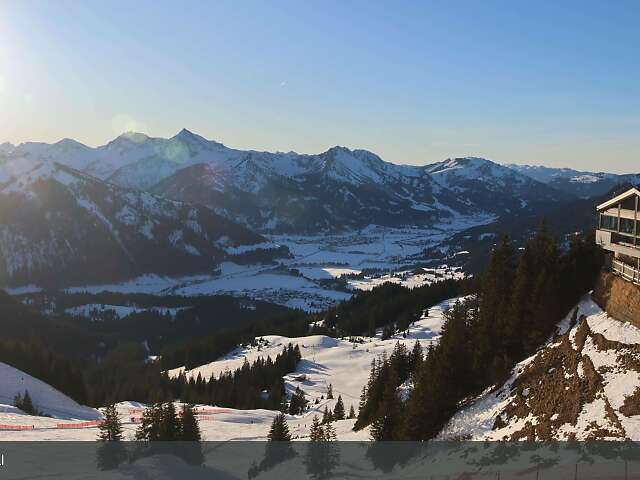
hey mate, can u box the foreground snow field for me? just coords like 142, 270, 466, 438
0, 298, 459, 441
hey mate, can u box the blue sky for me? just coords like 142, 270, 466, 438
0, 0, 638, 171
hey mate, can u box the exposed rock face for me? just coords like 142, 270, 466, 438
593, 271, 640, 327
440, 297, 640, 441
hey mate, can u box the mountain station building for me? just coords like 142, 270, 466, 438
596, 187, 640, 284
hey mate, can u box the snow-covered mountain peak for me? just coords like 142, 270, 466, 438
0, 162, 83, 195
171, 128, 218, 147
111, 131, 150, 145
0, 142, 15, 154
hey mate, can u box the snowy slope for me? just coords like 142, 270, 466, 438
0, 160, 284, 287
0, 362, 100, 421
0, 297, 461, 441
169, 298, 457, 424
440, 295, 640, 441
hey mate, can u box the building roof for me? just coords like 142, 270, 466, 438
597, 187, 640, 211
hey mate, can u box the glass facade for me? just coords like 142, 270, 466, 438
621, 217, 636, 235
600, 214, 618, 231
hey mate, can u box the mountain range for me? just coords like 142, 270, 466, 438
0, 159, 285, 287
4, 129, 626, 234
1, 130, 638, 286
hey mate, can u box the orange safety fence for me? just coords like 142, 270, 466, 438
0, 424, 35, 431
194, 407, 232, 414
56, 420, 103, 429
129, 406, 232, 415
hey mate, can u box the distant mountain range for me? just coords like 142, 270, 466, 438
507, 164, 640, 198
2, 130, 609, 234
1, 130, 637, 285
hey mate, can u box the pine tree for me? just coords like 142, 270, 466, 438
348, 405, 356, 419
179, 404, 201, 441
409, 341, 423, 372
333, 395, 345, 420
267, 413, 292, 441
14, 390, 38, 415
321, 406, 333, 424
178, 404, 204, 466
309, 415, 325, 442
289, 387, 307, 415
135, 403, 163, 441
98, 404, 123, 441
159, 402, 180, 441
326, 384, 334, 399
323, 421, 337, 441
96, 404, 127, 470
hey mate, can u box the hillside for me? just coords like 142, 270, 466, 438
441, 295, 640, 441
0, 362, 100, 421
0, 160, 286, 287
0, 297, 457, 440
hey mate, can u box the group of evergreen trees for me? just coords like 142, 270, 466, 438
13, 390, 40, 416
96, 402, 203, 469
356, 228, 603, 440
167, 344, 302, 411
321, 279, 465, 337
134, 402, 201, 442
355, 341, 423, 439
320, 394, 355, 424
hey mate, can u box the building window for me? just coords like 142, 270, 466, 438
621, 218, 636, 235
600, 214, 618, 231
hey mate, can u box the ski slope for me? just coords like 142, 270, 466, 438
0, 362, 101, 422
0, 297, 460, 441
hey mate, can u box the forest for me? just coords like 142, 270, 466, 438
355, 228, 604, 440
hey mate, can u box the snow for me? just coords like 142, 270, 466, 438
0, 362, 101, 421
0, 297, 460, 440
439, 295, 640, 441
64, 304, 187, 320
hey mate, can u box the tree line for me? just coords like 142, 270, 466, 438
355, 228, 604, 440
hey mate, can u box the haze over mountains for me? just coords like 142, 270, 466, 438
1, 129, 637, 287
3, 130, 633, 232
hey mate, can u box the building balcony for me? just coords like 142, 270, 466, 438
612, 258, 640, 285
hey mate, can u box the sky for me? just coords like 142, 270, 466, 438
0, 0, 638, 172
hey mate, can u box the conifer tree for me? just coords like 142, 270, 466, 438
135, 403, 162, 441
321, 406, 333, 424
98, 404, 123, 441
333, 395, 345, 420
178, 404, 204, 465
409, 341, 423, 372
159, 402, 180, 441
326, 384, 334, 399
309, 415, 325, 442
14, 390, 39, 415
323, 421, 337, 441
96, 404, 127, 470
267, 413, 292, 441
179, 404, 201, 441
348, 405, 356, 419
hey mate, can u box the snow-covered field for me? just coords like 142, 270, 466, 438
30, 226, 471, 313
64, 304, 187, 320
0, 297, 459, 441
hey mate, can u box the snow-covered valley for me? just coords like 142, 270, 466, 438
12, 225, 469, 313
